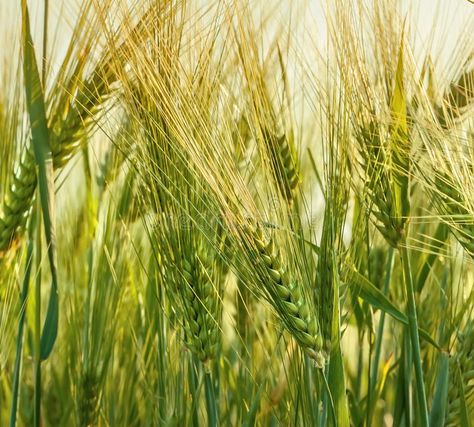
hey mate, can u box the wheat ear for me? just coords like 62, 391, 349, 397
77, 369, 99, 427
0, 65, 114, 253
356, 121, 408, 247
432, 170, 474, 258
181, 240, 221, 365
262, 129, 300, 203
249, 225, 324, 366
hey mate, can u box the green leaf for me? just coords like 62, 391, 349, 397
21, 0, 59, 360
456, 361, 471, 427
347, 264, 440, 349
328, 345, 350, 427
348, 264, 406, 324
429, 352, 449, 427
390, 32, 410, 220
243, 381, 264, 427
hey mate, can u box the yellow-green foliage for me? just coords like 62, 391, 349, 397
3, 1, 474, 427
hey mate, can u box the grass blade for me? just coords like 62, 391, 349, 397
429, 352, 449, 427
9, 216, 36, 427
21, 0, 59, 361
348, 264, 439, 349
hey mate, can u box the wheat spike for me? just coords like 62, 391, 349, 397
356, 121, 408, 247
250, 225, 324, 366
432, 170, 474, 258
77, 369, 99, 427
262, 129, 300, 203
180, 238, 221, 365
0, 65, 114, 253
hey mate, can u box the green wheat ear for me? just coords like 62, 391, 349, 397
432, 170, 474, 258
179, 237, 222, 366
0, 64, 114, 254
77, 369, 100, 427
248, 224, 325, 367
262, 129, 300, 203
356, 121, 408, 248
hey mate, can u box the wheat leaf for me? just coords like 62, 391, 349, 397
21, 0, 58, 360
347, 265, 440, 349
390, 32, 410, 220
429, 352, 450, 427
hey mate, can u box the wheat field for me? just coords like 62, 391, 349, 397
1, 1, 474, 426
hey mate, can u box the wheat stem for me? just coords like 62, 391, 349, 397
369, 246, 394, 420
400, 239, 429, 427
204, 370, 219, 427
33, 202, 42, 427
9, 216, 35, 427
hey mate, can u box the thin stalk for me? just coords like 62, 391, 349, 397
34, 203, 42, 427
204, 370, 218, 427
355, 334, 364, 399
188, 356, 199, 427
304, 354, 318, 426
41, 0, 48, 84
319, 361, 329, 427
320, 366, 336, 427
9, 214, 36, 427
368, 246, 395, 424
155, 281, 167, 423
399, 240, 429, 427
393, 333, 411, 427
404, 330, 413, 427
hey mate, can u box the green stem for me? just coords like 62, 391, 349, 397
34, 205, 42, 427
188, 356, 199, 427
9, 215, 36, 427
204, 370, 218, 427
320, 364, 336, 427
368, 247, 395, 424
393, 332, 412, 427
404, 331, 414, 427
155, 280, 167, 423
42, 0, 48, 84
304, 355, 319, 426
355, 333, 364, 399
400, 241, 429, 427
